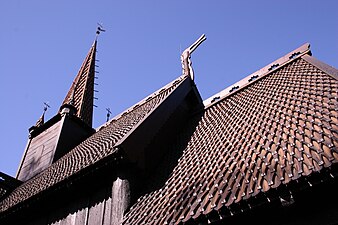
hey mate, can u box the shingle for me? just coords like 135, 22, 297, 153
0, 75, 187, 213
122, 56, 338, 224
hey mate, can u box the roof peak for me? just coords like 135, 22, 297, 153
59, 40, 97, 127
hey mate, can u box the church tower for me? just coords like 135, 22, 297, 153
16, 40, 98, 181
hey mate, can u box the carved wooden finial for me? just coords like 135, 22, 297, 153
181, 34, 206, 80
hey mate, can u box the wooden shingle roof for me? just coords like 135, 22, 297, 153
0, 172, 22, 201
122, 51, 338, 224
0, 75, 189, 214
0, 41, 337, 224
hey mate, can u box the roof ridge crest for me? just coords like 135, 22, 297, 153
203, 43, 311, 108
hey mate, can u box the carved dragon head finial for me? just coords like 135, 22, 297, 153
181, 34, 206, 80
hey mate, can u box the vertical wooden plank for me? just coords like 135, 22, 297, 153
87, 201, 104, 225
102, 185, 112, 225
87, 186, 107, 225
102, 196, 112, 225
59, 217, 67, 225
74, 207, 88, 225
60, 212, 76, 225
110, 177, 130, 225
74, 202, 89, 225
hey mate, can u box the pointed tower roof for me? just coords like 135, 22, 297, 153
60, 40, 97, 127
34, 111, 44, 127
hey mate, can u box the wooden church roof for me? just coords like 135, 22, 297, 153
0, 73, 195, 214
121, 46, 338, 224
0, 40, 337, 225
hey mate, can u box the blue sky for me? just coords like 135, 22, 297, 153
0, 0, 337, 176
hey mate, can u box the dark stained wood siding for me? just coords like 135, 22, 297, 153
10, 177, 131, 225
17, 120, 62, 181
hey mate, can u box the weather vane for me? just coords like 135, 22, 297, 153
35, 102, 50, 127
106, 108, 112, 122
43, 102, 51, 112
96, 23, 106, 36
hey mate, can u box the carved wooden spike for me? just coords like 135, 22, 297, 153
187, 34, 207, 54
181, 34, 206, 80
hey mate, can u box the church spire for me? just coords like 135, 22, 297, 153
60, 40, 97, 127
17, 38, 98, 181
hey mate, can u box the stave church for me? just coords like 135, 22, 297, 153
0, 33, 337, 225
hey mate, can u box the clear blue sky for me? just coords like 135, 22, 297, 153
1, 0, 337, 177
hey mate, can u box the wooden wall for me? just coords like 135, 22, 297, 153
19, 176, 130, 225
17, 120, 62, 181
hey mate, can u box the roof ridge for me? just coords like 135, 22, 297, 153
203, 43, 311, 108
96, 75, 188, 130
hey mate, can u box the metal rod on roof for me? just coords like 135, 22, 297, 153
43, 102, 51, 112
106, 108, 111, 122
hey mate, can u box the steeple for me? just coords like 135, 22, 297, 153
17, 39, 97, 181
60, 40, 97, 127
